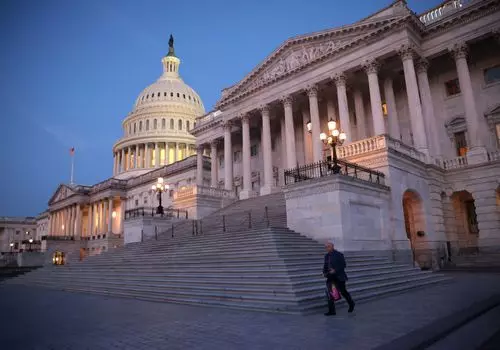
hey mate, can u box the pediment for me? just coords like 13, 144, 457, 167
48, 184, 76, 205
216, 2, 411, 107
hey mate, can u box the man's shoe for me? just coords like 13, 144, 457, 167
348, 303, 355, 313
324, 311, 336, 316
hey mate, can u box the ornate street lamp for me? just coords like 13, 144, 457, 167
9, 242, 14, 252
151, 177, 169, 215
317, 119, 346, 174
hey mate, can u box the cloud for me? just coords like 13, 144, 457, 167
42, 124, 93, 150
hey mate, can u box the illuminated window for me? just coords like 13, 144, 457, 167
382, 102, 388, 116
484, 65, 500, 85
454, 131, 468, 156
445, 78, 461, 96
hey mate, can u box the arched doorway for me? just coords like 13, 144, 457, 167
451, 190, 479, 254
402, 190, 429, 268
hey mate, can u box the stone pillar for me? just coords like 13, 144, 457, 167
334, 73, 351, 142
302, 107, 312, 164
75, 204, 81, 238
353, 89, 367, 139
65, 208, 70, 236
175, 143, 179, 162
120, 149, 125, 173
120, 199, 126, 234
240, 114, 252, 199
210, 140, 218, 188
399, 45, 428, 153
87, 204, 92, 237
134, 144, 139, 169
416, 59, 442, 158
48, 214, 53, 235
282, 95, 297, 169
280, 117, 287, 170
260, 105, 273, 195
165, 143, 169, 165
108, 197, 113, 234
154, 143, 159, 168
112, 153, 116, 175
450, 42, 487, 163
144, 143, 149, 168
196, 145, 204, 186
383, 77, 401, 140
223, 121, 233, 191
306, 86, 322, 162
363, 59, 386, 136
71, 205, 76, 236
127, 147, 131, 170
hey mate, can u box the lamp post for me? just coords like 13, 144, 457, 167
308, 118, 346, 173
9, 242, 14, 253
151, 177, 169, 215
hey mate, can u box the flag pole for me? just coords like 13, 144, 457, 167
70, 147, 75, 185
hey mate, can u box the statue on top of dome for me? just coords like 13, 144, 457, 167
167, 34, 175, 57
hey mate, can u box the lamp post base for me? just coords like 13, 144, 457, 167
156, 206, 164, 215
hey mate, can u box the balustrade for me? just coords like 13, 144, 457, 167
419, 0, 469, 25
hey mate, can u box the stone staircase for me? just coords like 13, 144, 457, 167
4, 193, 451, 314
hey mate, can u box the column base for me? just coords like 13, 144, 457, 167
466, 146, 488, 165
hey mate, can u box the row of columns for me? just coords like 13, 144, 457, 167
113, 142, 196, 175
48, 204, 81, 237
194, 41, 484, 196
86, 198, 115, 236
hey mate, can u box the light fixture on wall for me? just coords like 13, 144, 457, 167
112, 211, 117, 219
61, 224, 65, 230
306, 120, 312, 132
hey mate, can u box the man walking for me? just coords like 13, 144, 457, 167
323, 240, 355, 316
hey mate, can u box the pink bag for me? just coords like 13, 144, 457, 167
330, 286, 341, 301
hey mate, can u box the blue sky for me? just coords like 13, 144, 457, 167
0, 0, 443, 217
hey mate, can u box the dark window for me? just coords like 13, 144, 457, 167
162, 119, 166, 129
183, 94, 186, 99
454, 131, 467, 156
169, 189, 174, 198
484, 65, 500, 85
170, 119, 174, 129
178, 119, 183, 130
139, 121, 142, 131
134, 123, 136, 133
250, 145, 258, 157
157, 92, 160, 97
146, 120, 150, 130
164, 92, 167, 97
189, 95, 191, 100
146, 94, 149, 99
177, 93, 180, 98
445, 78, 461, 96
233, 150, 241, 162
465, 200, 479, 233
186, 121, 190, 130
219, 155, 224, 168
171, 92, 173, 97
135, 199, 139, 206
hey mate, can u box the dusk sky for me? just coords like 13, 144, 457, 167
0, 0, 443, 217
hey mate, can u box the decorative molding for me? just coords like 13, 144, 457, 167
444, 116, 467, 139
222, 120, 233, 130
281, 95, 294, 108
258, 104, 270, 115
415, 58, 430, 74
306, 84, 318, 98
362, 59, 380, 74
333, 73, 347, 87
398, 43, 416, 62
484, 103, 500, 131
210, 139, 220, 148
449, 42, 468, 60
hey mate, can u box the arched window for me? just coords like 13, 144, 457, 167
128, 124, 131, 135
164, 92, 166, 97
146, 94, 149, 99
193, 122, 196, 128
170, 92, 173, 97
186, 121, 190, 131
146, 120, 150, 130
162, 118, 166, 129
157, 92, 160, 97
154, 119, 157, 130
170, 119, 174, 129
177, 93, 180, 98
134, 123, 136, 133
139, 121, 142, 131
178, 119, 183, 130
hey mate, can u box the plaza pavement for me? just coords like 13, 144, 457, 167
1, 273, 499, 350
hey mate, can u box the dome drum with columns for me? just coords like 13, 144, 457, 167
112, 35, 205, 179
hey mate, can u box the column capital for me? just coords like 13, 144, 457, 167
449, 42, 468, 60
333, 73, 347, 87
306, 84, 318, 98
258, 104, 270, 115
237, 113, 250, 124
362, 59, 380, 74
210, 139, 220, 148
196, 144, 205, 152
399, 43, 417, 61
415, 58, 430, 74
222, 120, 232, 130
280, 95, 294, 107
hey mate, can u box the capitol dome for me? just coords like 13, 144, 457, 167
112, 35, 205, 179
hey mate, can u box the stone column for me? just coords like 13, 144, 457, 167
108, 197, 113, 234
144, 143, 149, 168
282, 95, 297, 169
165, 143, 169, 165
260, 105, 273, 195
363, 59, 386, 136
240, 115, 252, 199
280, 117, 286, 170
75, 204, 81, 238
134, 145, 139, 169
154, 143, 159, 168
112, 153, 116, 175
210, 140, 218, 188
120, 199, 126, 234
450, 42, 486, 163
175, 143, 179, 162
48, 213, 53, 235
334, 73, 351, 142
306, 86, 322, 162
383, 77, 401, 140
416, 59, 442, 157
196, 145, 204, 186
70, 205, 75, 236
302, 107, 312, 164
87, 204, 92, 237
223, 121, 233, 191
120, 149, 125, 173
399, 45, 428, 153
64, 208, 69, 236
353, 89, 367, 139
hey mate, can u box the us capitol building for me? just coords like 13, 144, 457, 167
1, 0, 500, 266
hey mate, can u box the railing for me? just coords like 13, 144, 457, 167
442, 155, 468, 169
124, 206, 189, 220
192, 110, 223, 130
419, 0, 470, 25
336, 134, 427, 163
283, 159, 385, 186
90, 178, 127, 194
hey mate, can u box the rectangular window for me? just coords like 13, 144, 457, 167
219, 155, 224, 168
250, 145, 258, 157
233, 151, 241, 162
484, 65, 500, 85
445, 78, 461, 97
454, 131, 468, 157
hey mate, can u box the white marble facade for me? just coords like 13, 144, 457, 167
192, 0, 500, 252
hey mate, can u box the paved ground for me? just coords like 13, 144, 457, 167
1, 273, 500, 350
